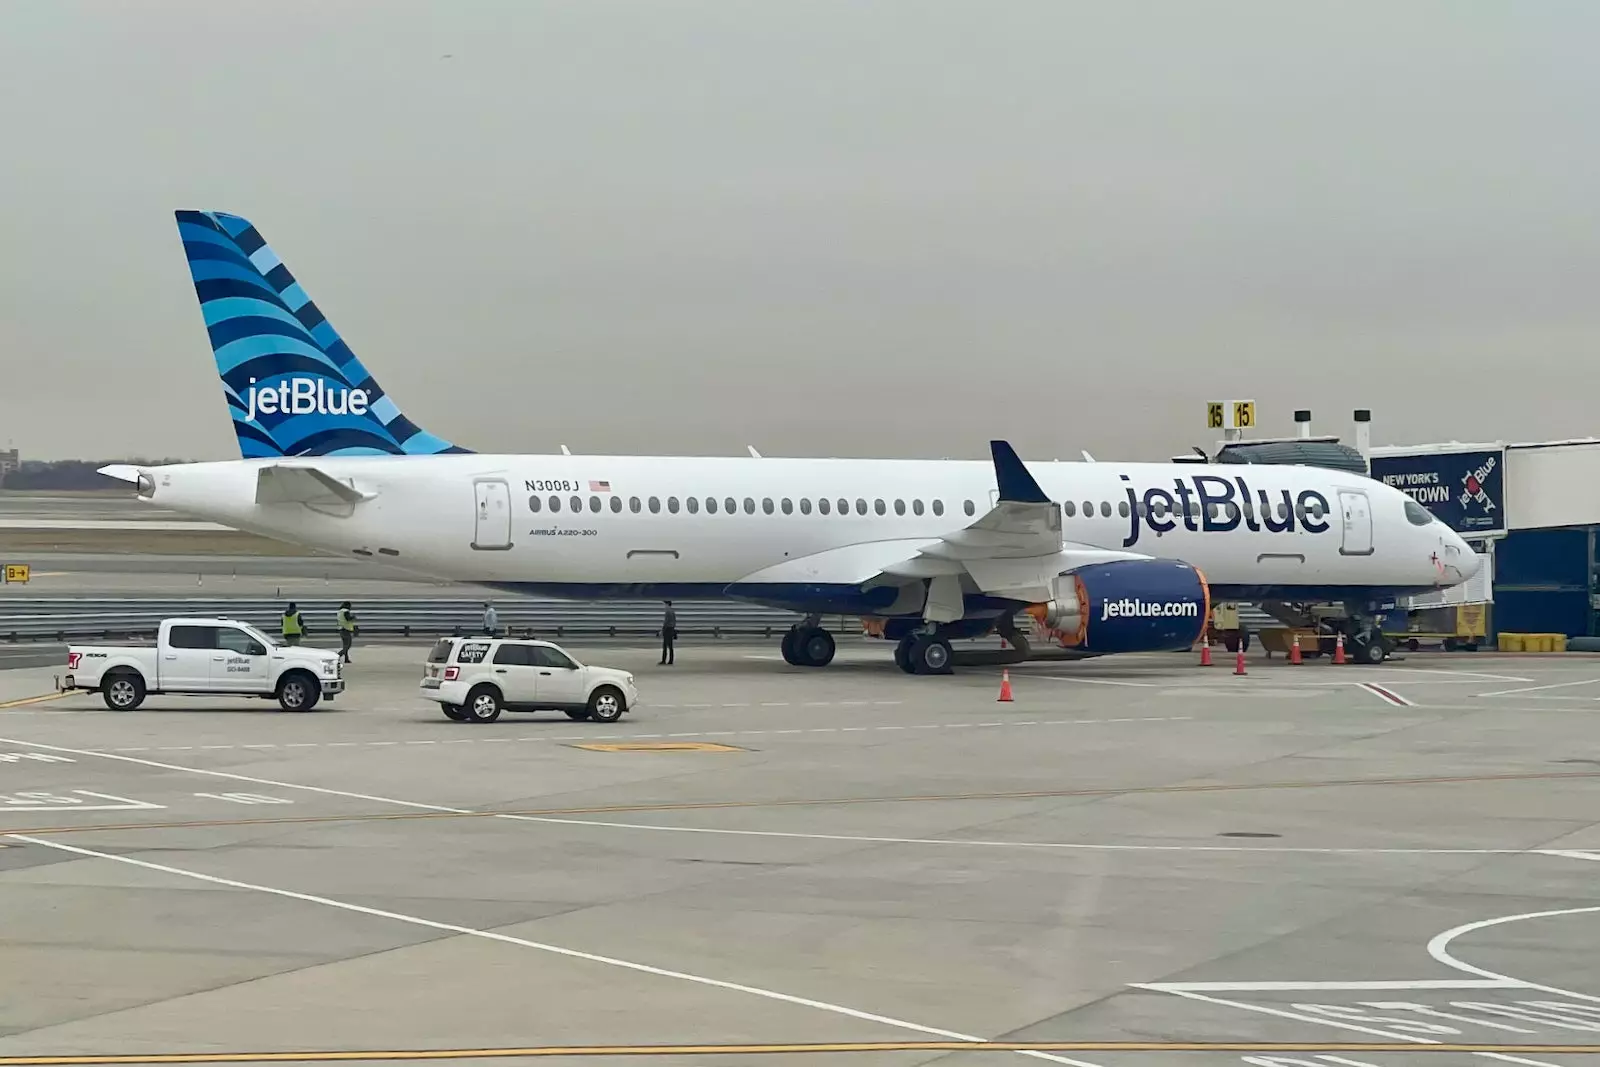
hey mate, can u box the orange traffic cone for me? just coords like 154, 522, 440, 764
1199, 631, 1213, 667
1289, 634, 1303, 665
1234, 648, 1247, 675
996, 670, 1014, 702
1333, 633, 1347, 665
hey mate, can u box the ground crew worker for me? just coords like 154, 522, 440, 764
482, 601, 499, 637
336, 600, 357, 663
281, 602, 305, 646
660, 600, 677, 665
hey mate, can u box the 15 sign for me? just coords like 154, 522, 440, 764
1206, 400, 1256, 431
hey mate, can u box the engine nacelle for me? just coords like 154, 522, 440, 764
1026, 558, 1209, 654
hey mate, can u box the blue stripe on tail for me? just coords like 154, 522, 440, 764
173, 211, 472, 458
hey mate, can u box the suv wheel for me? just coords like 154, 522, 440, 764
465, 685, 503, 723
587, 686, 625, 723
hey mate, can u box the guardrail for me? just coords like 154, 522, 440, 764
0, 597, 855, 643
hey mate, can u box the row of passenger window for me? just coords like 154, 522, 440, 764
528, 494, 1327, 522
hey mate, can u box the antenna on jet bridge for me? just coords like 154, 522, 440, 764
559, 445, 571, 456
747, 445, 762, 458
1081, 450, 1096, 462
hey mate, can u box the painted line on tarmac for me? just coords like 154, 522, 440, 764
1476, 678, 1600, 698
3, 1040, 1600, 1064
0, 835, 1103, 1067
95, 715, 1192, 754
1358, 681, 1417, 707
1429, 904, 1600, 1007
0, 692, 69, 710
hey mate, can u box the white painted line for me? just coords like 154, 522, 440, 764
1035, 675, 1160, 688
3, 834, 1103, 1067
1428, 904, 1600, 1007
1145, 979, 1521, 992
0, 789, 163, 813
1477, 677, 1600, 698
1358, 681, 1416, 707
1543, 849, 1600, 862
1131, 986, 1565, 1067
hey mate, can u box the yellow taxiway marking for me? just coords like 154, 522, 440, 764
5, 766, 1600, 838
573, 741, 744, 752
2, 1041, 1599, 1063
0, 692, 70, 710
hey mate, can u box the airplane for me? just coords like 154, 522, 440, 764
98, 210, 1481, 673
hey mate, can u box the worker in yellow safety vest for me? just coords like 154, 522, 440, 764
336, 601, 357, 663
281, 603, 305, 646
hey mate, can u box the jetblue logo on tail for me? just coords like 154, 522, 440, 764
245, 378, 371, 421
1099, 598, 1200, 622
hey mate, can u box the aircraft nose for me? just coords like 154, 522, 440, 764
1447, 531, 1481, 580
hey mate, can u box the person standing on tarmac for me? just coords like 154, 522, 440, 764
659, 600, 677, 665
482, 601, 499, 637
281, 603, 305, 646
336, 601, 357, 663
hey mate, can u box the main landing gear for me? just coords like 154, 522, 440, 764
894, 633, 954, 675
781, 619, 836, 668
1339, 614, 1391, 665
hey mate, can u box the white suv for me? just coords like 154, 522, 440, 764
420, 637, 639, 724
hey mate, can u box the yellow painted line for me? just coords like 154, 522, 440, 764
573, 741, 744, 752
1, 1041, 1598, 1063
0, 692, 70, 710
6, 766, 1600, 838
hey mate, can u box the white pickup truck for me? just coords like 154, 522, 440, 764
61, 617, 345, 711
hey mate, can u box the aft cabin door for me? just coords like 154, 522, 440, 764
472, 479, 513, 551
1337, 489, 1374, 556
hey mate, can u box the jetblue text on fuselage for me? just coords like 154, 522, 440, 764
1120, 473, 1331, 549
244, 377, 370, 421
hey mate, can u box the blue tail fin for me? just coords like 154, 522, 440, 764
173, 211, 471, 458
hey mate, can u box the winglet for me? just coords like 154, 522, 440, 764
990, 440, 1050, 504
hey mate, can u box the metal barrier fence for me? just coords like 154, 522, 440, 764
0, 597, 855, 643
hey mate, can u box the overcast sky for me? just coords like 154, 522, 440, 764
2, 1, 1598, 463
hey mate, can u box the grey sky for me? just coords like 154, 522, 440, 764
3, 0, 1598, 462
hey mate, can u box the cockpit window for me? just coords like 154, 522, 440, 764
1403, 499, 1435, 527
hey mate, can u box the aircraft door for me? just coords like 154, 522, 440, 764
472, 479, 514, 551
1337, 489, 1374, 556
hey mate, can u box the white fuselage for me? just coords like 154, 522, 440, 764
137, 454, 1476, 612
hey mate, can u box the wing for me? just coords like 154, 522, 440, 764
733, 441, 1150, 621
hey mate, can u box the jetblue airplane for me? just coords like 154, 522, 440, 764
99, 211, 1480, 673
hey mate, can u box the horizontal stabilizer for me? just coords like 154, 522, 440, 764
97, 464, 142, 485
255, 464, 373, 506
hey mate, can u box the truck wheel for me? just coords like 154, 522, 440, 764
277, 671, 321, 712
102, 671, 146, 711
442, 703, 469, 721
465, 685, 503, 723
587, 686, 626, 723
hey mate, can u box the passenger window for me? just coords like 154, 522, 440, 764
492, 643, 532, 666
215, 628, 264, 655
745, 498, 756, 514
1120, 501, 1131, 518
1063, 500, 1076, 517
963, 500, 975, 516
1100, 501, 1111, 518
818, 498, 831, 515
894, 499, 905, 516
589, 496, 601, 513
874, 499, 886, 515
932, 500, 944, 516
838, 498, 849, 516
797, 498, 809, 514
703, 497, 715, 514
1308, 499, 1326, 519
533, 646, 577, 669
667, 496, 680, 514
648, 496, 661, 514
569, 495, 581, 513
1404, 499, 1433, 526
852, 498, 864, 515
529, 496, 542, 513
171, 626, 206, 651
609, 496, 622, 513
549, 496, 562, 513
1082, 500, 1093, 517
912, 499, 924, 516
764, 498, 776, 515
727, 497, 738, 514
629, 496, 642, 513
1151, 499, 1168, 518
687, 497, 700, 514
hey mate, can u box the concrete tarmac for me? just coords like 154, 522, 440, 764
1, 644, 1599, 1065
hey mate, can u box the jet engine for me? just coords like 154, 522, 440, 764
1026, 558, 1209, 654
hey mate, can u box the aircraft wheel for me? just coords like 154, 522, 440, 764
893, 637, 915, 673
910, 636, 954, 675
780, 628, 799, 665
793, 627, 835, 668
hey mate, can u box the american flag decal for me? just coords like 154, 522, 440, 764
589, 480, 611, 493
